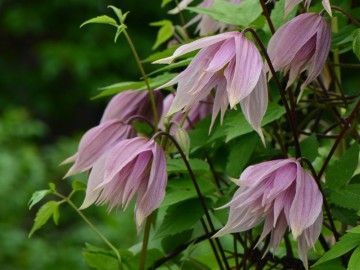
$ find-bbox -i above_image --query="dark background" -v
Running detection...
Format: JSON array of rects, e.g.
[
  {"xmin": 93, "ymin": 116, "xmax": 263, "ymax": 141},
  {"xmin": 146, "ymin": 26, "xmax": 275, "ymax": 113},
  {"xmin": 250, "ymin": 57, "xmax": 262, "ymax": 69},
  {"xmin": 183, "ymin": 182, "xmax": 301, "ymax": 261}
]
[{"xmin": 0, "ymin": 1, "xmax": 171, "ymax": 269}]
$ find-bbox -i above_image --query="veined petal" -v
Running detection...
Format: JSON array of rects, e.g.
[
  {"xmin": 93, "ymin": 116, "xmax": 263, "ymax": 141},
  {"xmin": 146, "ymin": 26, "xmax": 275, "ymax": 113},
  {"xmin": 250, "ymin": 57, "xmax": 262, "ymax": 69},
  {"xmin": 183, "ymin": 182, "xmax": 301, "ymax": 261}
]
[
  {"xmin": 284, "ymin": 0, "xmax": 303, "ymax": 16},
  {"xmin": 322, "ymin": 0, "xmax": 332, "ymax": 17},
  {"xmin": 289, "ymin": 165, "xmax": 323, "ymax": 238},
  {"xmin": 211, "ymin": 78, "xmax": 228, "ymax": 130},
  {"xmin": 206, "ymin": 38, "xmax": 235, "ymax": 72},
  {"xmin": 302, "ymin": 17, "xmax": 331, "ymax": 89},
  {"xmin": 153, "ymin": 32, "xmax": 236, "ymax": 64},
  {"xmin": 239, "ymin": 69, "xmax": 268, "ymax": 143},
  {"xmin": 136, "ymin": 143, "xmax": 167, "ymax": 227},
  {"xmin": 228, "ymin": 34, "xmax": 262, "ymax": 107},
  {"xmin": 65, "ymin": 120, "xmax": 132, "ymax": 177}
]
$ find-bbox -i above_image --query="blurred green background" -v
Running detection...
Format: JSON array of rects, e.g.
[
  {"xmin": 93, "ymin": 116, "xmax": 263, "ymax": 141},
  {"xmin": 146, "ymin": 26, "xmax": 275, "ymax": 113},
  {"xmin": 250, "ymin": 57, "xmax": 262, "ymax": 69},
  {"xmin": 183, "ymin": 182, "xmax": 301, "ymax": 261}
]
[{"xmin": 0, "ymin": 1, "xmax": 168, "ymax": 269}]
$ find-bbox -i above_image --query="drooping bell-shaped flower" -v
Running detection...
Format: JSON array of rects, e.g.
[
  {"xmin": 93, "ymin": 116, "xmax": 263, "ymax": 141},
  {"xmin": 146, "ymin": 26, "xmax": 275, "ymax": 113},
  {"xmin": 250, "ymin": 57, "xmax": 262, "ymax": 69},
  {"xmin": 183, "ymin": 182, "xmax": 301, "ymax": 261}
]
[
  {"xmin": 63, "ymin": 90, "xmax": 164, "ymax": 176},
  {"xmin": 80, "ymin": 137, "xmax": 167, "ymax": 227},
  {"xmin": 63, "ymin": 120, "xmax": 135, "ymax": 177},
  {"xmin": 285, "ymin": 0, "xmax": 332, "ymax": 17},
  {"xmin": 101, "ymin": 90, "xmax": 163, "ymax": 124},
  {"xmin": 215, "ymin": 159, "xmax": 323, "ymax": 269},
  {"xmin": 169, "ymin": 0, "xmax": 241, "ymax": 36},
  {"xmin": 160, "ymin": 93, "xmax": 213, "ymax": 130},
  {"xmin": 155, "ymin": 32, "xmax": 268, "ymax": 141},
  {"xmin": 267, "ymin": 13, "xmax": 331, "ymax": 89}
]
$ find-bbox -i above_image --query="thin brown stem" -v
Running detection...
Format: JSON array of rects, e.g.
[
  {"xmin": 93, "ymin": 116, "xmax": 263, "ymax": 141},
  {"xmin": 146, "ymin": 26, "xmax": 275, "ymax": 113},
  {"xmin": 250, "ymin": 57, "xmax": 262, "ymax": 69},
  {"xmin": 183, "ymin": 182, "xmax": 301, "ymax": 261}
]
[{"xmin": 259, "ymin": 0, "xmax": 275, "ymax": 34}]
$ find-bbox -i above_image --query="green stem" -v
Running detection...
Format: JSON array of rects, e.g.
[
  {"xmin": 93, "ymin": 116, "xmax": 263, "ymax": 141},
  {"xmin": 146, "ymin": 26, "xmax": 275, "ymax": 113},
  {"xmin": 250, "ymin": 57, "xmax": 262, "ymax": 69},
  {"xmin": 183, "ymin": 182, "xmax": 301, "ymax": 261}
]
[
  {"xmin": 55, "ymin": 192, "xmax": 122, "ymax": 269},
  {"xmin": 122, "ymin": 30, "xmax": 159, "ymax": 125},
  {"xmin": 139, "ymin": 213, "xmax": 153, "ymax": 270}
]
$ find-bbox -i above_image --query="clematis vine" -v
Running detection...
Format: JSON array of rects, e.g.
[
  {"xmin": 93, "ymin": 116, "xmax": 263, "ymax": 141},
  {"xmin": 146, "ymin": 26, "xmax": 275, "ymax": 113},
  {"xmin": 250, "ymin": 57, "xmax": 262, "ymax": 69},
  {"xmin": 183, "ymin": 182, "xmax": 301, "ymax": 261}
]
[
  {"xmin": 169, "ymin": 0, "xmax": 241, "ymax": 35},
  {"xmin": 155, "ymin": 32, "xmax": 268, "ymax": 141},
  {"xmin": 215, "ymin": 159, "xmax": 323, "ymax": 269},
  {"xmin": 267, "ymin": 13, "xmax": 331, "ymax": 89}
]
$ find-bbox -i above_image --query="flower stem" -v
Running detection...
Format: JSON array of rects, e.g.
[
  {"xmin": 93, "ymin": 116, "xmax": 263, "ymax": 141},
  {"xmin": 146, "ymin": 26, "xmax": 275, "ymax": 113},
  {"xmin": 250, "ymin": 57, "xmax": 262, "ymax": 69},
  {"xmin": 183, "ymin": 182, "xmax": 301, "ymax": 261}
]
[
  {"xmin": 244, "ymin": 28, "xmax": 302, "ymax": 158},
  {"xmin": 154, "ymin": 131, "xmax": 230, "ymax": 270},
  {"xmin": 54, "ymin": 192, "xmax": 122, "ymax": 269},
  {"xmin": 259, "ymin": 0, "xmax": 275, "ymax": 34},
  {"xmin": 123, "ymin": 30, "xmax": 159, "ymax": 125},
  {"xmin": 139, "ymin": 213, "xmax": 153, "ymax": 270}
]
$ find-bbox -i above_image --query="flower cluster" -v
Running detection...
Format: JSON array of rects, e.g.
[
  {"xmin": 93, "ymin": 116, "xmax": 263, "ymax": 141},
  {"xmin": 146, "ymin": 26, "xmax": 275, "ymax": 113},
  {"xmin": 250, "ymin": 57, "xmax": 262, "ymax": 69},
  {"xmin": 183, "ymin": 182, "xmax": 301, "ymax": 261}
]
[{"xmin": 62, "ymin": 2, "xmax": 335, "ymax": 268}]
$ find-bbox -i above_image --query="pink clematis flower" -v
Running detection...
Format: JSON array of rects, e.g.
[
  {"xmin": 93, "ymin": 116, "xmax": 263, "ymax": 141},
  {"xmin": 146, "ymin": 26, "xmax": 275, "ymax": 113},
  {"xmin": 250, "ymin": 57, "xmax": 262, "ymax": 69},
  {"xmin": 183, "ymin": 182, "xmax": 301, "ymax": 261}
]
[
  {"xmin": 80, "ymin": 137, "xmax": 167, "ymax": 227},
  {"xmin": 63, "ymin": 90, "xmax": 164, "ymax": 177},
  {"xmin": 215, "ymin": 159, "xmax": 323, "ymax": 269},
  {"xmin": 160, "ymin": 93, "xmax": 213, "ymax": 130},
  {"xmin": 101, "ymin": 90, "xmax": 163, "ymax": 124},
  {"xmin": 267, "ymin": 13, "xmax": 331, "ymax": 89},
  {"xmin": 155, "ymin": 32, "xmax": 268, "ymax": 141},
  {"xmin": 169, "ymin": 0, "xmax": 241, "ymax": 36},
  {"xmin": 285, "ymin": 0, "xmax": 332, "ymax": 17}
]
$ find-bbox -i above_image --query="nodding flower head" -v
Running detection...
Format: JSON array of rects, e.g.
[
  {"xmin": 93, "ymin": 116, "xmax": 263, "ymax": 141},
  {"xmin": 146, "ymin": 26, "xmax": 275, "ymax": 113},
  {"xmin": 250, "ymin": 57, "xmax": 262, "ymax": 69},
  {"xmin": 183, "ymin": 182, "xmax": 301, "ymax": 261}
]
[
  {"xmin": 155, "ymin": 32, "xmax": 268, "ymax": 142},
  {"xmin": 215, "ymin": 159, "xmax": 323, "ymax": 269},
  {"xmin": 101, "ymin": 90, "xmax": 163, "ymax": 124},
  {"xmin": 267, "ymin": 13, "xmax": 331, "ymax": 89},
  {"xmin": 80, "ymin": 137, "xmax": 167, "ymax": 228},
  {"xmin": 168, "ymin": 0, "xmax": 242, "ymax": 36}
]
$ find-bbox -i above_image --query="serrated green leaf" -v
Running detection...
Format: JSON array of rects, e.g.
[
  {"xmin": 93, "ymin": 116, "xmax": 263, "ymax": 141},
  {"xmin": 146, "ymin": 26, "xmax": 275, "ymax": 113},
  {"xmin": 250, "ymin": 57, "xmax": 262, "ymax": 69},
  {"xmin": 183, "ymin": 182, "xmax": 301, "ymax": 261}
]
[
  {"xmin": 28, "ymin": 189, "xmax": 51, "ymax": 209},
  {"xmin": 352, "ymin": 28, "xmax": 360, "ymax": 60},
  {"xmin": 167, "ymin": 158, "xmax": 209, "ymax": 174},
  {"xmin": 326, "ymin": 144, "xmax": 359, "ymax": 189},
  {"xmin": 329, "ymin": 184, "xmax": 360, "ymax": 210},
  {"xmin": 313, "ymin": 233, "xmax": 360, "ymax": 267},
  {"xmin": 29, "ymin": 201, "xmax": 60, "ymax": 237},
  {"xmin": 94, "ymin": 73, "xmax": 176, "ymax": 99},
  {"xmin": 80, "ymin": 15, "xmax": 118, "ymax": 28},
  {"xmin": 156, "ymin": 199, "xmax": 204, "ymax": 238},
  {"xmin": 300, "ymin": 134, "xmax": 319, "ymax": 162},
  {"xmin": 187, "ymin": 0, "xmax": 262, "ymax": 27},
  {"xmin": 150, "ymin": 20, "xmax": 174, "ymax": 50}
]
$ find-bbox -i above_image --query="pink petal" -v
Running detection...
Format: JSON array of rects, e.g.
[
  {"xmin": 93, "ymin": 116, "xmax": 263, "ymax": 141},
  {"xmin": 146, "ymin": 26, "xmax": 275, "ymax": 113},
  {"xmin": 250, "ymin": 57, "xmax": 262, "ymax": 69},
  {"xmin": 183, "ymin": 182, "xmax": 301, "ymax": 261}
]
[
  {"xmin": 154, "ymin": 32, "xmax": 236, "ymax": 64},
  {"xmin": 65, "ymin": 120, "xmax": 133, "ymax": 177},
  {"xmin": 239, "ymin": 69, "xmax": 268, "ymax": 143},
  {"xmin": 228, "ymin": 34, "xmax": 262, "ymax": 107},
  {"xmin": 135, "ymin": 143, "xmax": 167, "ymax": 227},
  {"xmin": 206, "ymin": 38, "xmax": 235, "ymax": 72},
  {"xmin": 289, "ymin": 165, "xmax": 323, "ymax": 238}
]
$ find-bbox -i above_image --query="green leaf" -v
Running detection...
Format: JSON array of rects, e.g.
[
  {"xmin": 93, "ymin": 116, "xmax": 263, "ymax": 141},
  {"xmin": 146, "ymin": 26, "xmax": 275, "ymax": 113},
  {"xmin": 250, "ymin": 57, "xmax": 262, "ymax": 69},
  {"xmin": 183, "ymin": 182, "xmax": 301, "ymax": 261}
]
[
  {"xmin": 71, "ymin": 180, "xmax": 86, "ymax": 192},
  {"xmin": 348, "ymin": 226, "xmax": 360, "ymax": 234},
  {"xmin": 167, "ymin": 158, "xmax": 209, "ymax": 174},
  {"xmin": 313, "ymin": 233, "xmax": 360, "ymax": 267},
  {"xmin": 349, "ymin": 246, "xmax": 360, "ymax": 270},
  {"xmin": 161, "ymin": 0, "xmax": 173, "ymax": 7},
  {"xmin": 226, "ymin": 133, "xmax": 258, "ymax": 178},
  {"xmin": 28, "ymin": 189, "xmax": 51, "ymax": 209},
  {"xmin": 94, "ymin": 73, "xmax": 176, "ymax": 99},
  {"xmin": 148, "ymin": 57, "xmax": 192, "ymax": 77},
  {"xmin": 150, "ymin": 20, "xmax": 174, "ymax": 49},
  {"xmin": 29, "ymin": 201, "xmax": 60, "ymax": 237},
  {"xmin": 211, "ymin": 102, "xmax": 286, "ymax": 143},
  {"xmin": 187, "ymin": 0, "xmax": 262, "ymax": 27},
  {"xmin": 326, "ymin": 144, "xmax": 359, "ymax": 189},
  {"xmin": 83, "ymin": 251, "xmax": 118, "ymax": 270},
  {"xmin": 156, "ymin": 199, "xmax": 204, "ymax": 238},
  {"xmin": 269, "ymin": 0, "xmax": 297, "ymax": 30},
  {"xmin": 162, "ymin": 177, "xmax": 215, "ymax": 207},
  {"xmin": 352, "ymin": 28, "xmax": 360, "ymax": 60},
  {"xmin": 329, "ymin": 184, "xmax": 360, "ymax": 210},
  {"xmin": 80, "ymin": 15, "xmax": 118, "ymax": 28},
  {"xmin": 300, "ymin": 134, "xmax": 319, "ymax": 162}
]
